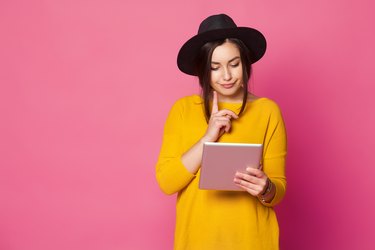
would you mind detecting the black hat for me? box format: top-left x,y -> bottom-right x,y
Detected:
177,14 -> 267,76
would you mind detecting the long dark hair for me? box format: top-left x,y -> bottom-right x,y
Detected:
195,38 -> 252,122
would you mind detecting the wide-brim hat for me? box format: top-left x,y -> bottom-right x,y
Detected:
177,14 -> 267,76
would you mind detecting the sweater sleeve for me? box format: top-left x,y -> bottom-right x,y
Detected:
155,99 -> 196,195
260,101 -> 287,207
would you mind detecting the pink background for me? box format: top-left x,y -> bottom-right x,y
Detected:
1,0 -> 374,249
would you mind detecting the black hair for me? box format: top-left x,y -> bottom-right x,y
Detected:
194,38 -> 253,122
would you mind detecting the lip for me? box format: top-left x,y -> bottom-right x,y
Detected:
220,83 -> 235,89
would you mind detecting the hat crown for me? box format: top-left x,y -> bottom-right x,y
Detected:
198,14 -> 237,34
178,14 -> 266,76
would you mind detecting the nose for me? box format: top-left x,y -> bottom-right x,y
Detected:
223,67 -> 232,81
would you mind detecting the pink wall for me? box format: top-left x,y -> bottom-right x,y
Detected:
1,0 -> 374,249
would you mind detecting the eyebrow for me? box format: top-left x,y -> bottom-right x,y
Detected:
211,56 -> 240,64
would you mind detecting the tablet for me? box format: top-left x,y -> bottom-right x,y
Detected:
199,142 -> 263,191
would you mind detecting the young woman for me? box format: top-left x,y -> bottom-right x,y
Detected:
156,14 -> 287,250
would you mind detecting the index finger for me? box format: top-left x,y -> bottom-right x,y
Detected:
211,91 -> 219,114
246,167 -> 264,178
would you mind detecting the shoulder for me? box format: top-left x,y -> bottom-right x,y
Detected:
171,94 -> 203,110
167,94 -> 202,117
174,94 -> 202,105
252,97 -> 282,112
249,97 -> 285,124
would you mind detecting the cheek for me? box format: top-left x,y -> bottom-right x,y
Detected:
234,66 -> 243,77
234,68 -> 244,81
210,71 -> 220,83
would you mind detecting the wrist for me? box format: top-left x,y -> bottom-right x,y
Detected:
261,178 -> 271,195
200,135 -> 213,144
258,178 -> 273,202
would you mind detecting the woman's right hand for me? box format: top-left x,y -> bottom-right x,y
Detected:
201,91 -> 239,142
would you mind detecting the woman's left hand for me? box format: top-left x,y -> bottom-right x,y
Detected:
234,167 -> 268,196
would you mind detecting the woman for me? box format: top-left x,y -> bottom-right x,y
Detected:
156,14 -> 287,250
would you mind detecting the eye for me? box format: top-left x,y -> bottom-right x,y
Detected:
230,63 -> 240,68
211,66 -> 219,71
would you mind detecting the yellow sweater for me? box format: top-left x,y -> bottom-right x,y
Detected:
156,95 -> 287,250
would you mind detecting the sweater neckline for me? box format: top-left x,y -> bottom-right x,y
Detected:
192,94 -> 266,105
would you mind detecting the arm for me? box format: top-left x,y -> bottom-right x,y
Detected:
234,101 -> 287,206
261,105 -> 287,207
181,91 -> 238,174
156,93 -> 238,195
155,99 -> 195,195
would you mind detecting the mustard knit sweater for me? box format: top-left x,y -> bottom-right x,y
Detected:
156,95 -> 287,250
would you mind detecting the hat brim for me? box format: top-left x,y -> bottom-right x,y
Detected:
177,27 -> 267,76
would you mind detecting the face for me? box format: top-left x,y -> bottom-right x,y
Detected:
210,41 -> 244,102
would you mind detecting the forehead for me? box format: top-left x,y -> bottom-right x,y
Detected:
211,42 -> 240,62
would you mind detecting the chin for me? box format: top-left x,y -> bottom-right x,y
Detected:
218,88 -> 242,96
